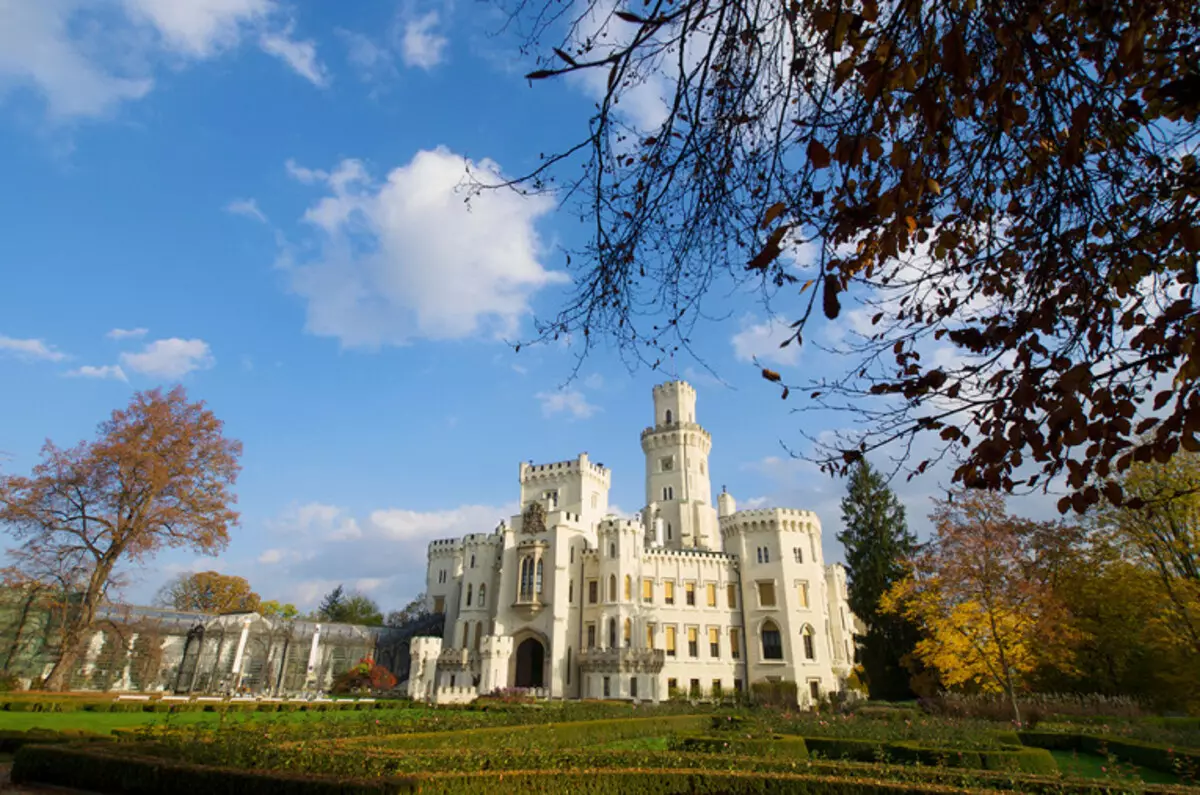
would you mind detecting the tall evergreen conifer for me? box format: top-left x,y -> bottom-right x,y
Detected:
838,461 -> 921,700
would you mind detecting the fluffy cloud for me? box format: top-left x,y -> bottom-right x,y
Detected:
0,335 -> 67,362
106,327 -> 149,340
400,12 -> 448,70
0,0 -> 322,120
283,149 -> 565,347
244,500 -> 517,608
66,364 -> 128,381
730,315 -> 801,367
535,388 -> 600,420
259,25 -> 329,86
119,338 -> 214,378
226,198 -> 268,223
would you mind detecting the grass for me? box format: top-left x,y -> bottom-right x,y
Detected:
591,736 -> 672,751
1049,749 -> 1185,785
0,708 -> 433,734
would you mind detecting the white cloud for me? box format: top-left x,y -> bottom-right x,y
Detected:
337,28 -> 396,83
106,327 -> 149,340
225,198 -> 267,223
66,364 -> 128,381
535,388 -> 599,419
283,149 -> 565,347
0,335 -> 67,362
259,24 -> 329,87
122,0 -> 271,58
370,504 -> 515,541
400,12 -> 448,70
119,338 -> 214,378
731,315 -> 801,367
257,549 -> 286,564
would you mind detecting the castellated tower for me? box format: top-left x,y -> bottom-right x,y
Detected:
640,381 -> 719,551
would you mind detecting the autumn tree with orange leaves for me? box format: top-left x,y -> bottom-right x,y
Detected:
0,386 -> 241,691
882,489 -> 1079,725
156,571 -> 261,614
502,0 -> 1199,511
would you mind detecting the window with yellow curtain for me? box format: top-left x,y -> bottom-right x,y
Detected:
646,623 -> 656,648
706,583 -> 717,607
685,582 -> 696,606
642,578 -> 653,603
666,626 -> 677,656
708,627 -> 720,657
687,626 -> 699,657
664,580 -> 675,604
797,582 -> 810,608
623,618 -> 632,647
624,575 -> 632,601
727,583 -> 737,609
730,628 -> 741,659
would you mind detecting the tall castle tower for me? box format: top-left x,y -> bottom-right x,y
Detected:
640,381 -> 719,550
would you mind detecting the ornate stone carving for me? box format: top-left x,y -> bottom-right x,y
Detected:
522,500 -> 547,535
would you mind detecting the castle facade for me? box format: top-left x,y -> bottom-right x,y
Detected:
408,381 -> 857,705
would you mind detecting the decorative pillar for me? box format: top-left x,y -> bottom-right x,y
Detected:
305,625 -> 322,688
230,618 -> 252,691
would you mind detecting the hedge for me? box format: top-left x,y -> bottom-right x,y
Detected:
802,736 -> 1057,774
11,744 -> 418,794
346,714 -> 709,752
1019,731 -> 1200,776
670,734 -> 810,758
0,728 -> 113,752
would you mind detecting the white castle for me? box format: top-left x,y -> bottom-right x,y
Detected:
408,380 -> 858,706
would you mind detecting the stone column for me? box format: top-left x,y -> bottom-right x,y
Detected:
230,618 -> 252,691
305,625 -> 322,689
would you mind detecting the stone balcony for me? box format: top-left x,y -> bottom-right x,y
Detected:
437,648 -> 477,670
578,647 -> 665,674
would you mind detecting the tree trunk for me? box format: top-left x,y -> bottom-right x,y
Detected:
42,563 -> 113,691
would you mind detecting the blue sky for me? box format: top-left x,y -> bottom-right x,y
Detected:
0,0 -> 1053,613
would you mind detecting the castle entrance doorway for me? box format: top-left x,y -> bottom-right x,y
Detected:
514,637 -> 545,688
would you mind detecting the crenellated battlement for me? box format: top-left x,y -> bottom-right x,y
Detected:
643,546 -> 738,565
463,533 -> 502,546
719,508 -> 820,537
652,380 -> 696,397
519,453 -> 611,485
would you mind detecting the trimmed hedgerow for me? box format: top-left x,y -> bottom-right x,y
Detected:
802,736 -> 1057,774
670,734 -> 810,758
1019,731 -> 1200,776
0,728 -> 113,752
12,744 -> 419,795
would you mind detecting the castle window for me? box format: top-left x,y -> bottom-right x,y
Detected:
665,409 -> 673,424
645,622 -> 655,648
763,546 -> 770,563
730,628 -> 741,660
757,581 -> 777,608
570,546 -> 575,564
623,618 -> 632,647
478,584 -> 486,607
610,542 -> 617,558
630,677 -> 638,698
465,584 -> 473,607
706,583 -> 717,607
433,596 -> 445,613
566,648 -> 572,684
666,523 -> 672,541
608,575 -> 617,602
568,580 -> 573,603
664,580 -> 675,605
642,578 -> 653,603
660,456 -> 674,472
709,627 -> 720,658
756,548 -> 763,564
809,680 -> 821,701
624,575 -> 632,601
685,581 -> 696,606
588,580 -> 598,604
519,556 -> 535,602
668,677 -> 678,693
470,554 -> 476,568
761,621 -> 784,660
587,623 -> 596,648
474,622 -> 483,650
794,548 -> 803,563
803,626 -> 816,660
687,626 -> 698,657
535,558 -> 544,594
661,486 -> 674,501
666,626 -> 677,657
797,582 -> 810,608
727,584 -> 737,609
608,618 -> 618,649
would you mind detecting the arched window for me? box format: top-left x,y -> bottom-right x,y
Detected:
666,522 -> 672,540
478,583 -> 487,607
474,621 -> 483,650
609,574 -> 617,602
519,556 -> 535,601
535,558 -> 544,594
460,623 -> 469,648
623,618 -> 632,647
610,542 -> 617,558
802,626 -> 816,660
665,409 -> 673,424
465,584 -> 473,607
624,575 -> 632,601
608,617 -> 618,648
662,486 -> 674,501
756,548 -> 763,564
763,546 -> 770,563
761,621 -> 783,660
470,554 -> 476,568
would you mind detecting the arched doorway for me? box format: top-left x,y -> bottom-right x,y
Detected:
514,637 -> 545,688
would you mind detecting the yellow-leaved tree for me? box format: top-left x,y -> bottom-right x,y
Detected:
881,489 -> 1079,725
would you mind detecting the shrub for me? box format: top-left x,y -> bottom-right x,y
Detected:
751,680 -> 799,707
669,734 -> 810,759
331,657 -> 398,695
0,672 -> 23,692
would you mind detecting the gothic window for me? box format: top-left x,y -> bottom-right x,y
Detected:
756,547 -> 763,564
630,676 -> 638,698
478,584 -> 486,607
474,622 -> 483,650
761,621 -> 784,660
610,542 -> 617,558
662,486 -> 674,501
803,626 -> 816,660
535,558 -> 544,594
666,523 -> 673,540
465,584 -> 473,607
588,580 -> 598,603
570,546 -> 575,564
587,623 -> 596,648
763,546 -> 770,563
470,554 -> 476,568
623,618 -> 632,647
519,556 -> 535,602
608,574 -> 617,602
665,409 -> 673,423
608,618 -> 618,648
794,547 -> 803,563
568,580 -> 573,603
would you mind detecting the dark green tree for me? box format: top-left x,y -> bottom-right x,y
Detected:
838,460 -> 921,700
317,585 -> 345,621
317,585 -> 384,627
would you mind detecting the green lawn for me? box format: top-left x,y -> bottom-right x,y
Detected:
592,736 -> 673,751
1049,750 -> 1186,785
0,708 -> 431,734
